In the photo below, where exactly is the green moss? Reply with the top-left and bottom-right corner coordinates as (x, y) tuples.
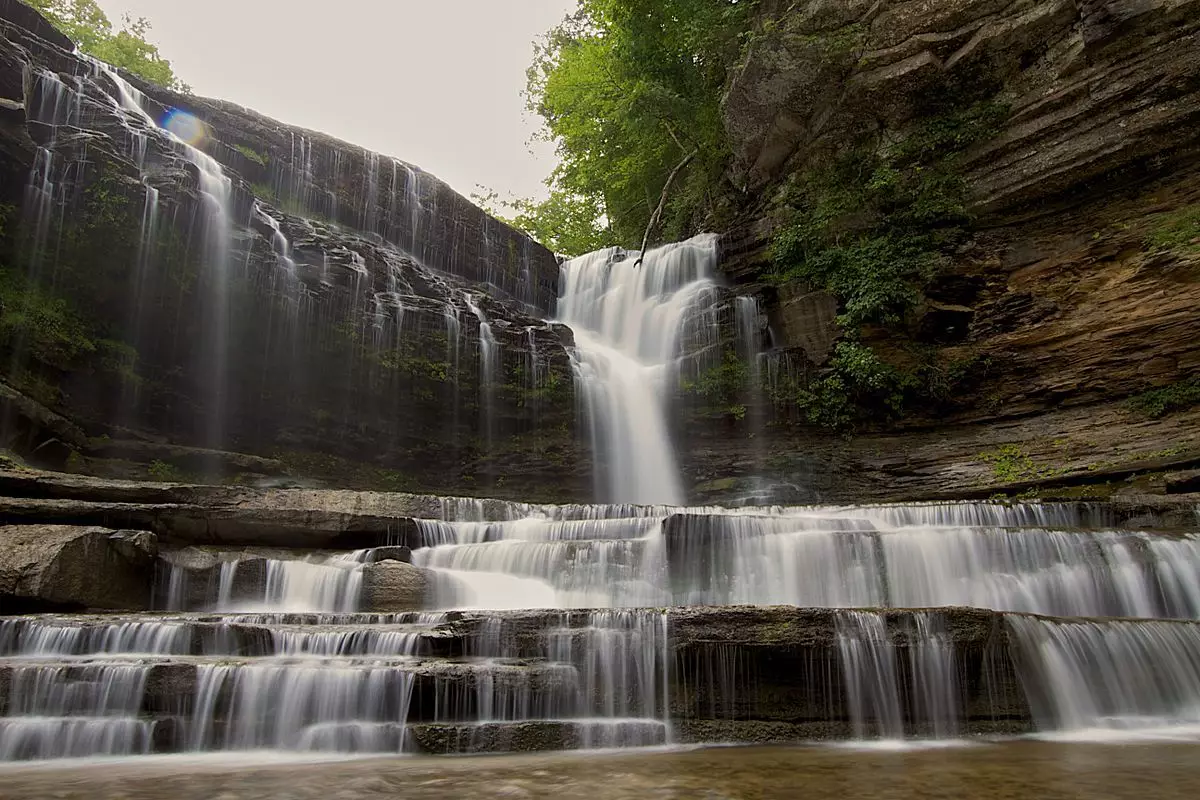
(0, 270), (96, 369)
(249, 181), (280, 205)
(1126, 378), (1200, 419)
(683, 350), (749, 419)
(977, 445), (1066, 483)
(1146, 204), (1200, 254)
(233, 144), (269, 167)
(375, 349), (450, 382)
(147, 459), (179, 481)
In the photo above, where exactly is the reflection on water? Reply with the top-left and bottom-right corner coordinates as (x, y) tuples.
(3, 740), (1200, 799)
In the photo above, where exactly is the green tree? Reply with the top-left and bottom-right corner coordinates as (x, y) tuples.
(473, 187), (616, 258)
(509, 0), (753, 252)
(23, 0), (187, 91)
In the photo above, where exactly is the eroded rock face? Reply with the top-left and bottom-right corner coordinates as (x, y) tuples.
(0, 5), (587, 502)
(689, 0), (1200, 504)
(669, 606), (1032, 738)
(360, 560), (429, 612)
(725, 0), (1200, 212)
(0, 525), (158, 610)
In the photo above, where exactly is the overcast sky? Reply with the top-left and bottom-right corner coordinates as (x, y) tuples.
(95, 0), (576, 200)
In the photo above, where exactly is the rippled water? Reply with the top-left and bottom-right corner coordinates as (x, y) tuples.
(3, 741), (1200, 799)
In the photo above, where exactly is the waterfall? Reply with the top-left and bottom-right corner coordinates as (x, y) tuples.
(464, 293), (499, 459)
(557, 234), (720, 505)
(1008, 616), (1200, 735)
(89, 59), (234, 450)
(160, 553), (367, 613)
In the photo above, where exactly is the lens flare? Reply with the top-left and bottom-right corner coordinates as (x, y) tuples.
(162, 108), (208, 146)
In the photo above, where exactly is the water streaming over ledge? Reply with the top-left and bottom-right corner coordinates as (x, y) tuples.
(556, 235), (721, 506)
(3, 500), (1200, 760)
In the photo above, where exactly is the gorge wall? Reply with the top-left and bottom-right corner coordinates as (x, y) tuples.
(0, 1), (586, 502)
(681, 0), (1200, 504)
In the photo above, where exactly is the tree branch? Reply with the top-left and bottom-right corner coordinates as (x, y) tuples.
(634, 149), (697, 267)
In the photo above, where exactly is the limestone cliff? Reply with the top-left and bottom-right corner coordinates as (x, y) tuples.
(688, 0), (1200, 503)
(0, 2), (587, 501)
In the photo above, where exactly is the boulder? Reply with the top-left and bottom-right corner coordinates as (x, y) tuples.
(0, 525), (158, 610)
(360, 560), (430, 612)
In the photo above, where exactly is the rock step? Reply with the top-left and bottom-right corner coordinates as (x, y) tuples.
(0, 716), (670, 756)
(0, 656), (583, 722)
(406, 719), (669, 753)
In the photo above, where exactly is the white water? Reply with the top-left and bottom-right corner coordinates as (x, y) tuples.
(557, 235), (721, 505)
(1009, 616), (1200, 736)
(464, 293), (499, 455)
(88, 59), (234, 448)
(160, 554), (366, 614)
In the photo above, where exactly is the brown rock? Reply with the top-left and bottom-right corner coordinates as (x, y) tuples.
(0, 525), (157, 610)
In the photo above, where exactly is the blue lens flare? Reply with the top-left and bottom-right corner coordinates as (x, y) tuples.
(162, 108), (208, 146)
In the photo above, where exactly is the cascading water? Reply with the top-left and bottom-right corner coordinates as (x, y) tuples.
(557, 234), (721, 505)
(1008, 615), (1200, 736)
(463, 293), (499, 458)
(5, 501), (1200, 759)
(87, 59), (235, 449)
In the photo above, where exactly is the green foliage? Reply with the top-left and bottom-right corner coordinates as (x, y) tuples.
(977, 444), (1065, 483)
(771, 102), (1007, 327)
(248, 181), (280, 205)
(0, 270), (95, 369)
(769, 343), (993, 431)
(791, 342), (915, 429)
(1126, 378), (1200, 419)
(509, 0), (754, 250)
(375, 348), (450, 382)
(24, 0), (187, 91)
(234, 144), (269, 167)
(474, 188), (616, 258)
(683, 350), (749, 419)
(147, 459), (179, 481)
(1146, 204), (1200, 254)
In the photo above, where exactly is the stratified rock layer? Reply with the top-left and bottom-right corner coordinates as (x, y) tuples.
(0, 3), (585, 502)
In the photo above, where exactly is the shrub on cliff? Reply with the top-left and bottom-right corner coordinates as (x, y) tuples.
(23, 0), (186, 91)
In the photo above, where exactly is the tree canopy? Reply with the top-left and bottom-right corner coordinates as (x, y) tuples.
(24, 0), (187, 91)
(482, 0), (754, 257)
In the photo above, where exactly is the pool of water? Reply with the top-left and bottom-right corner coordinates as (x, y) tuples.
(3, 739), (1199, 799)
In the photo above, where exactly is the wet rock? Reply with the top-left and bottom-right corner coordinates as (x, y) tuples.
(359, 546), (412, 564)
(407, 722), (597, 754)
(0, 525), (158, 610)
(360, 560), (430, 612)
(1165, 470), (1200, 495)
(107, 529), (158, 565)
(0, 5), (587, 503)
(668, 606), (1030, 735)
(0, 381), (88, 471)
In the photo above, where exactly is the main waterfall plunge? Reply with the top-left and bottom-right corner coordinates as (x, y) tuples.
(557, 235), (720, 506)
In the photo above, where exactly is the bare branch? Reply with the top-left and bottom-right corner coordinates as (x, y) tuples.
(634, 149), (697, 267)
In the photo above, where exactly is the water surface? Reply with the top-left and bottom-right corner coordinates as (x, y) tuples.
(2, 740), (1198, 799)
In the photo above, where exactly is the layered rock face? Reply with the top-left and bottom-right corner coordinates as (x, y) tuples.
(683, 0), (1200, 503)
(0, 4), (584, 501)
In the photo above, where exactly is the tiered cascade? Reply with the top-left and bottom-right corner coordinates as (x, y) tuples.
(3, 500), (1200, 760)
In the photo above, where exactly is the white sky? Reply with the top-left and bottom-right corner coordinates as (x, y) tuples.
(95, 0), (576, 200)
